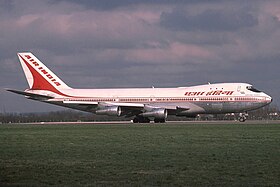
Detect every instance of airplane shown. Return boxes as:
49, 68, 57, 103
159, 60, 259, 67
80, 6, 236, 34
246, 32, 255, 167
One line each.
7, 52, 272, 123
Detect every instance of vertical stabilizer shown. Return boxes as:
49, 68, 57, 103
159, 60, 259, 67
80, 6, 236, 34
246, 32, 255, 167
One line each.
17, 52, 71, 93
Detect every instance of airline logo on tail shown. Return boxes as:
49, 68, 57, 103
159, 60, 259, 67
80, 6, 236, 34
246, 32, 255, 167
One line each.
23, 54, 62, 86
18, 52, 71, 96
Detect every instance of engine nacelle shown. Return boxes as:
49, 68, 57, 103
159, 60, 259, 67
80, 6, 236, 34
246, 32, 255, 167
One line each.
141, 108, 167, 119
95, 106, 121, 116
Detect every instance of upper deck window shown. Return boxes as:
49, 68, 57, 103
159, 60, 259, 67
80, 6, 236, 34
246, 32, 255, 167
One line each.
246, 86, 261, 93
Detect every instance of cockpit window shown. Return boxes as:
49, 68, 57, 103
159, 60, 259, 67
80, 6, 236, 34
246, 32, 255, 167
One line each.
246, 86, 261, 93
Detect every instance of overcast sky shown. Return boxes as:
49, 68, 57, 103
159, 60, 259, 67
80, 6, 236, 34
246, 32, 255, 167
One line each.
1, 0, 280, 113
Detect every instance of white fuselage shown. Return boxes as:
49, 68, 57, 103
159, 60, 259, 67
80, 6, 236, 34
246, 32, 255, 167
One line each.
12, 52, 272, 122
30, 82, 272, 116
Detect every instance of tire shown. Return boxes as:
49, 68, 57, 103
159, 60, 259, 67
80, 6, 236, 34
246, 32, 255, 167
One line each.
238, 117, 246, 122
133, 116, 150, 123
133, 118, 139, 123
154, 118, 166, 123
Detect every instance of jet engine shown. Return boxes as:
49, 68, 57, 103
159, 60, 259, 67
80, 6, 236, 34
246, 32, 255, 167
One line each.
95, 106, 121, 116
141, 108, 167, 119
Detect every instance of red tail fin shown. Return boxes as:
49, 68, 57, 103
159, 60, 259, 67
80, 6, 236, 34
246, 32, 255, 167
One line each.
18, 52, 71, 95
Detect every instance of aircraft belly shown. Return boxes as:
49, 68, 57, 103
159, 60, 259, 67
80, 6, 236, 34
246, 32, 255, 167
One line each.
151, 102, 206, 116
46, 100, 268, 117
197, 101, 267, 114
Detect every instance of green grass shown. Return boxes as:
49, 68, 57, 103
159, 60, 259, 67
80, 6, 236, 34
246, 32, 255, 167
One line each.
0, 123, 279, 186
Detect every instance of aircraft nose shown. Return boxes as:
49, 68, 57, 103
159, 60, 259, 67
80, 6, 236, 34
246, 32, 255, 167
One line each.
266, 95, 273, 103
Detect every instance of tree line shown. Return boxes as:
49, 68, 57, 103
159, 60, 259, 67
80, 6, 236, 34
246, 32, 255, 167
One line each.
0, 105, 279, 123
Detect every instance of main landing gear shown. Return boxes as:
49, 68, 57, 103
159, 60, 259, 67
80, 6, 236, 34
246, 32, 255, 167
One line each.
238, 112, 248, 122
132, 116, 166, 123
154, 118, 166, 123
133, 116, 150, 123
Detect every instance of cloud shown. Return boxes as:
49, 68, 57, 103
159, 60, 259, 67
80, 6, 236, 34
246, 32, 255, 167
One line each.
0, 0, 280, 112
160, 7, 258, 31
52, 0, 197, 10
124, 42, 215, 64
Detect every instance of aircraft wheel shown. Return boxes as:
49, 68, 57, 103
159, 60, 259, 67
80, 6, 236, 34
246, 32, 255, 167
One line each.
140, 117, 150, 123
238, 117, 246, 122
145, 118, 151, 123
133, 116, 150, 123
154, 118, 166, 123
238, 113, 247, 122
133, 117, 139, 123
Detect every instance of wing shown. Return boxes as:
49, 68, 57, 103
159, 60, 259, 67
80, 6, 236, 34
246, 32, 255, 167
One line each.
62, 100, 145, 117
7, 89, 192, 118
62, 100, 190, 117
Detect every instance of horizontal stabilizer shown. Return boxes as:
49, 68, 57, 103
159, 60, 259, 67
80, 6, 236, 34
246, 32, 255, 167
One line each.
6, 89, 54, 100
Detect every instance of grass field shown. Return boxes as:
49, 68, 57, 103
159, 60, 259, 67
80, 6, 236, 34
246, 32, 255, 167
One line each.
0, 123, 279, 186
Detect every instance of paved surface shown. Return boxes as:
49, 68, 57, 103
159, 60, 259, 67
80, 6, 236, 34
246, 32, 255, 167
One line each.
4, 120, 280, 125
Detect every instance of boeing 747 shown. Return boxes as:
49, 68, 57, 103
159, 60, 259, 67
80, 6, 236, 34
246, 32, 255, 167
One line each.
7, 52, 272, 123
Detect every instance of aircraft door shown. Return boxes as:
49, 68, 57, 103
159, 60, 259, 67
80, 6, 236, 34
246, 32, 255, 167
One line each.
237, 85, 241, 92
